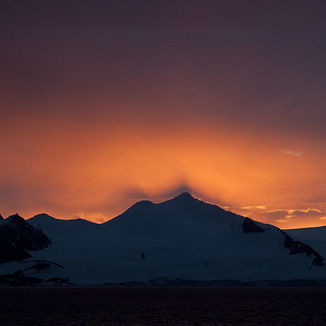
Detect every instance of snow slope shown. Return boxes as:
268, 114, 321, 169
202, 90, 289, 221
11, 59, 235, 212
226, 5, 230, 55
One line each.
2, 193, 325, 285
286, 226, 326, 262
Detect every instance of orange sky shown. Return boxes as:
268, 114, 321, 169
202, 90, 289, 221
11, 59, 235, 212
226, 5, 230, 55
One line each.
2, 115, 326, 229
1, 1, 326, 229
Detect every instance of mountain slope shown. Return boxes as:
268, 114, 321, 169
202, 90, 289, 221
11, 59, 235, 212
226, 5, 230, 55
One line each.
286, 226, 326, 264
0, 214, 51, 264
1, 193, 325, 285
96, 193, 324, 282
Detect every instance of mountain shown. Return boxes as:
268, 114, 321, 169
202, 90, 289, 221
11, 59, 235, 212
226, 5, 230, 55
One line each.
0, 214, 58, 285
286, 226, 326, 264
1, 193, 326, 285
0, 213, 51, 264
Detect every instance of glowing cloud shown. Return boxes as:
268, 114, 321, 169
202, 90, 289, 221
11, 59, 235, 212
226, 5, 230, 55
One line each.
281, 150, 302, 157
242, 206, 266, 210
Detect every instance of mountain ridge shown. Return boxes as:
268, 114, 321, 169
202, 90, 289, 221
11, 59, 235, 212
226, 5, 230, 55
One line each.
1, 193, 326, 285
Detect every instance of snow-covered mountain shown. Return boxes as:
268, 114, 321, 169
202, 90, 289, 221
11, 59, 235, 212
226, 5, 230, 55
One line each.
1, 193, 326, 285
0, 213, 51, 264
0, 213, 57, 285
286, 226, 326, 265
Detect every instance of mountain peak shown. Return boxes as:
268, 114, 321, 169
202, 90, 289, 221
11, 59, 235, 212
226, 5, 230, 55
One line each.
32, 213, 56, 220
9, 213, 26, 226
124, 199, 155, 214
172, 192, 196, 201
160, 192, 203, 210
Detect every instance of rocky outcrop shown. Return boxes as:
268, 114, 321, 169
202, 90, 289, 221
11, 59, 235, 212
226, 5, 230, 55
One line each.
241, 217, 323, 267
242, 218, 265, 233
0, 259, 69, 286
0, 214, 51, 264
282, 231, 324, 266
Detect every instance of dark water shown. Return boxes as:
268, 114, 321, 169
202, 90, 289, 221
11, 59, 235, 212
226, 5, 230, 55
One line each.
1, 287, 326, 325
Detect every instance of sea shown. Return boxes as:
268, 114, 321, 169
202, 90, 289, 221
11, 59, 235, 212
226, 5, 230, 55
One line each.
0, 286, 326, 325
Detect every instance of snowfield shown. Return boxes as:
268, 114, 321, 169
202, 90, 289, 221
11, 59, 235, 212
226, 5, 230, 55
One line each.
1, 193, 326, 285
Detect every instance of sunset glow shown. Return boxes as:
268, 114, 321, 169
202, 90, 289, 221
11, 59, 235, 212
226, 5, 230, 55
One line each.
1, 1, 326, 229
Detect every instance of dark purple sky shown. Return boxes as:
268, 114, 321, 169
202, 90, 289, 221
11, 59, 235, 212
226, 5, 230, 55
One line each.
1, 1, 326, 228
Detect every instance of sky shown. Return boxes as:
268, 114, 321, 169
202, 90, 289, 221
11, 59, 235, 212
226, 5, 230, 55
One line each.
1, 0, 326, 229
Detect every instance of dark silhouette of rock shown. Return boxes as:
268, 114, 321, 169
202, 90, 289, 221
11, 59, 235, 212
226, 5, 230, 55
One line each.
0, 242, 31, 263
242, 218, 324, 266
9, 213, 27, 226
0, 215, 52, 264
282, 231, 324, 266
45, 277, 71, 284
242, 218, 265, 233
0, 272, 72, 286
33, 263, 51, 271
0, 214, 3, 220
